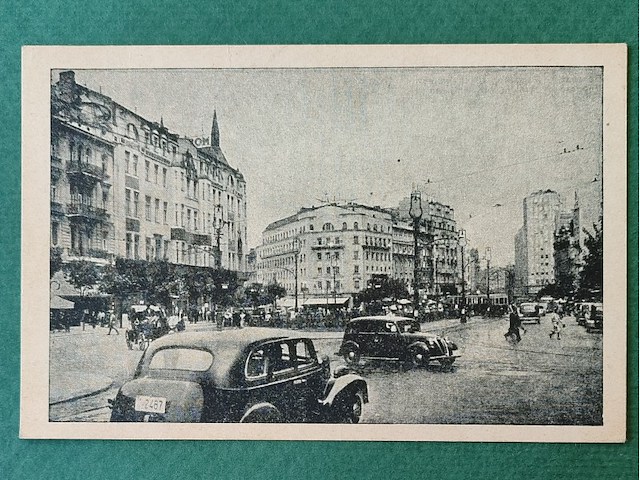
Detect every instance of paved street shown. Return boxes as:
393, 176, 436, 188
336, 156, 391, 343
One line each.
49, 314, 602, 424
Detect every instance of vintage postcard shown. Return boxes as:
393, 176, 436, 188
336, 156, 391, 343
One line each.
21, 44, 627, 441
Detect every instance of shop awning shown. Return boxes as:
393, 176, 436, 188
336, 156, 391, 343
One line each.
50, 295, 74, 310
303, 297, 351, 307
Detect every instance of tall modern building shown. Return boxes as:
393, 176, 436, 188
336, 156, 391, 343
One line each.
50, 70, 247, 272
514, 190, 562, 295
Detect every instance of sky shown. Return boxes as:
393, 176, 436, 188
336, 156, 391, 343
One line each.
65, 67, 603, 266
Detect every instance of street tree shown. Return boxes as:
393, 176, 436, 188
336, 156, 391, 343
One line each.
355, 276, 409, 305
50, 247, 63, 278
265, 282, 287, 308
63, 260, 101, 293
578, 223, 603, 298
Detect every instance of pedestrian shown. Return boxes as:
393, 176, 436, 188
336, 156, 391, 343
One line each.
548, 308, 565, 340
504, 304, 524, 342
106, 310, 119, 335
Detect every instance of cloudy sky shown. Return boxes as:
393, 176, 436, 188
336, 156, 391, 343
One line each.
65, 67, 603, 266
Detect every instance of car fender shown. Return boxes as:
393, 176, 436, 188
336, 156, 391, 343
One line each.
407, 340, 430, 354
239, 402, 283, 423
321, 374, 368, 407
339, 340, 360, 355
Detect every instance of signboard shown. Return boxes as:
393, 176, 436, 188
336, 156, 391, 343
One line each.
192, 136, 211, 148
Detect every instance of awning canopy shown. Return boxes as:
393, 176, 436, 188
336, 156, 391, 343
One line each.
303, 297, 351, 307
50, 295, 75, 310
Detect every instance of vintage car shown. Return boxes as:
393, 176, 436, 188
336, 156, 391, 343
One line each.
585, 303, 603, 332
519, 302, 541, 324
110, 328, 368, 423
338, 316, 460, 367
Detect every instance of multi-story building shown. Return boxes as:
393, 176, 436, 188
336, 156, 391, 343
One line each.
256, 203, 394, 303
514, 190, 562, 295
395, 196, 459, 295
255, 196, 460, 305
50, 70, 247, 272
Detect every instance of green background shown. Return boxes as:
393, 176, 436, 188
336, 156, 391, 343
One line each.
1, 1, 637, 478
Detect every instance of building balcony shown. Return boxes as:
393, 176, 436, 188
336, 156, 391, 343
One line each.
51, 155, 64, 180
51, 201, 65, 217
66, 203, 109, 222
310, 241, 345, 251
362, 243, 391, 251
67, 247, 113, 262
66, 161, 110, 183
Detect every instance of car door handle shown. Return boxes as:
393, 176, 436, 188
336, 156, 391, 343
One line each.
293, 379, 307, 385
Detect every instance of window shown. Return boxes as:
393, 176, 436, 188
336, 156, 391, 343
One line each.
145, 196, 151, 221
133, 192, 140, 218
271, 342, 294, 373
154, 164, 159, 184
317, 253, 322, 261
150, 348, 213, 371
125, 151, 130, 173
246, 348, 268, 378
51, 222, 59, 245
133, 155, 138, 176
145, 160, 150, 181
133, 234, 140, 259
334, 252, 340, 260
125, 188, 132, 217
162, 168, 167, 187
317, 267, 322, 275
326, 267, 331, 274
294, 340, 314, 368
354, 280, 360, 290
353, 251, 359, 260
309, 224, 314, 231
334, 266, 340, 275
154, 199, 160, 223
126, 233, 132, 259
354, 265, 359, 274
163, 202, 168, 224
353, 236, 359, 245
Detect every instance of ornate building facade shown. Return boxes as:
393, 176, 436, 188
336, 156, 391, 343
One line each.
50, 70, 247, 272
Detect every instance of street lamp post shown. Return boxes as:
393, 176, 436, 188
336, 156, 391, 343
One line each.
485, 246, 492, 311
459, 229, 467, 311
293, 238, 300, 312
408, 191, 423, 313
214, 204, 226, 269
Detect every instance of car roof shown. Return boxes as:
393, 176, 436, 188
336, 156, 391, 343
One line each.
143, 328, 305, 387
348, 315, 415, 323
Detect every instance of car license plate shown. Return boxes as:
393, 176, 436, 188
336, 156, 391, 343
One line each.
135, 395, 166, 414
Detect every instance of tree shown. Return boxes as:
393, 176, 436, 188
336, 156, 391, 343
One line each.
265, 282, 287, 307
578, 223, 603, 298
355, 276, 409, 305
50, 247, 63, 278
63, 260, 101, 292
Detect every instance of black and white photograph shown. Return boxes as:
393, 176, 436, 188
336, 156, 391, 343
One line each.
21, 45, 627, 441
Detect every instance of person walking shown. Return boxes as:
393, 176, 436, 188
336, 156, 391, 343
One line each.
106, 310, 119, 335
548, 308, 565, 340
504, 304, 524, 342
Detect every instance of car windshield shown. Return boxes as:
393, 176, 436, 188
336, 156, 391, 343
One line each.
148, 348, 213, 371
397, 320, 420, 333
520, 304, 536, 312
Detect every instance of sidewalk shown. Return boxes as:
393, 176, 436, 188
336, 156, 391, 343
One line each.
49, 371, 114, 405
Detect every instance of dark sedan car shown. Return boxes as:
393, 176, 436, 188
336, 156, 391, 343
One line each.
110, 328, 368, 423
339, 316, 460, 367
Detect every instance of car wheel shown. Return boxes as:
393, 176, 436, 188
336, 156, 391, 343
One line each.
240, 403, 283, 423
337, 391, 365, 424
409, 347, 429, 368
343, 346, 360, 366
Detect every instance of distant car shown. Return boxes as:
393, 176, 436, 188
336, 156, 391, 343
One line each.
110, 328, 368, 423
519, 302, 541, 324
576, 302, 596, 326
338, 316, 460, 368
585, 303, 603, 333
